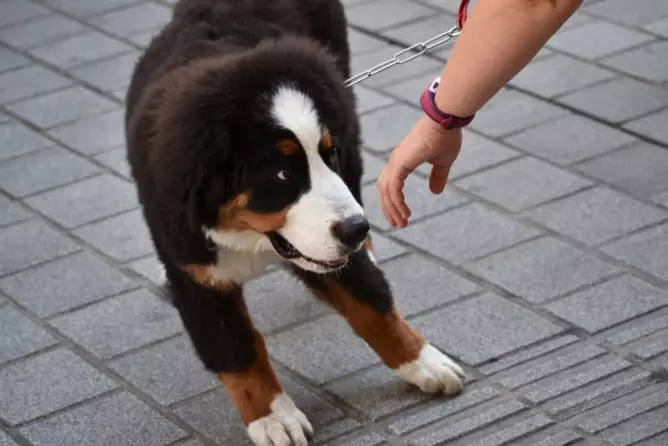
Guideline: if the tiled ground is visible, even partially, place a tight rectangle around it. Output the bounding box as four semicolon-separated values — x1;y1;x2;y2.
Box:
1;0;668;444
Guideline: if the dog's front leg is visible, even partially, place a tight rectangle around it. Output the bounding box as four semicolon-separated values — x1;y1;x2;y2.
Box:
171;267;313;446
294;248;466;395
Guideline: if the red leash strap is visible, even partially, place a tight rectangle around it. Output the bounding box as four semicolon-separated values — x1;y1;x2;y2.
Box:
457;0;471;30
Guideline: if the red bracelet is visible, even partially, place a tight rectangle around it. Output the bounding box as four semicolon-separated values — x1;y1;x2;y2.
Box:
420;77;475;131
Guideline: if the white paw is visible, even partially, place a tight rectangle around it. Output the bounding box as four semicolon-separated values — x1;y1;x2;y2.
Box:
395;344;466;395
247;394;313;446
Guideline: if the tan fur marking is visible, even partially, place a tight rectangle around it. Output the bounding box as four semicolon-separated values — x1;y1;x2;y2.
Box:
323;281;425;369
363;239;374;254
321;129;332;150
218;192;289;233
182;264;235;291
277;138;300;155
218;296;282;425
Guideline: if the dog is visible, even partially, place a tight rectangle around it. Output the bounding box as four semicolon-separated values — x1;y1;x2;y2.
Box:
124;0;465;444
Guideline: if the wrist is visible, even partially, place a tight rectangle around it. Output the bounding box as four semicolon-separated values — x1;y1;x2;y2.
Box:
420;77;475;131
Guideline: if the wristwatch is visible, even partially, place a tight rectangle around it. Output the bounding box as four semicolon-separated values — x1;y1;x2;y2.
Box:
420;77;475;130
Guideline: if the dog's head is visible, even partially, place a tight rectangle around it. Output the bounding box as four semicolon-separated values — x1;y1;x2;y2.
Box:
151;37;367;273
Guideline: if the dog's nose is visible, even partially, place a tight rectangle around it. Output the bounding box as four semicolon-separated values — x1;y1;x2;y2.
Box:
332;215;370;248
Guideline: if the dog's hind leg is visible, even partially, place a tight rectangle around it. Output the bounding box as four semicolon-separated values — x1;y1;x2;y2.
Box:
291;249;466;396
168;267;313;446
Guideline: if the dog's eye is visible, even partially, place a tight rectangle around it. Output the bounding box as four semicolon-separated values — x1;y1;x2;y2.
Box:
277;168;291;181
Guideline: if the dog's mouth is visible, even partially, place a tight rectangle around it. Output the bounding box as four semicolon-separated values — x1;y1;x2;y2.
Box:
267;232;347;270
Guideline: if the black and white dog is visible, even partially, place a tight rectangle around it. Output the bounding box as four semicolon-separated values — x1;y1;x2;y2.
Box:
125;0;465;444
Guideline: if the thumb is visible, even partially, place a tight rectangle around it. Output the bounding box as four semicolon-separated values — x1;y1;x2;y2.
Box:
429;165;451;194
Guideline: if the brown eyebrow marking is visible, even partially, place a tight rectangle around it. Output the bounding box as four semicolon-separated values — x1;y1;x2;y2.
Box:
321;129;332;150
277;138;300;155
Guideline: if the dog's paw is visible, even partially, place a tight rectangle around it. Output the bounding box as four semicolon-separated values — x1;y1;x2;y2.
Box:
395;343;466;396
247;394;313;446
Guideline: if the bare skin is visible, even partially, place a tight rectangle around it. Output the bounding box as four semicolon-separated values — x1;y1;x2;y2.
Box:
377;0;584;228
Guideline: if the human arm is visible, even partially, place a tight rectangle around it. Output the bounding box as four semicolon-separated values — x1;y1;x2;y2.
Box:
376;0;583;228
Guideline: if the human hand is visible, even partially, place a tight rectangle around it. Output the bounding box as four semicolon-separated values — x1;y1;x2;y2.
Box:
376;115;462;228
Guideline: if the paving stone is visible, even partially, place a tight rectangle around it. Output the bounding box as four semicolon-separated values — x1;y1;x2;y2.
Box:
0;47;29;73
479;335;579;375
514;426;583;446
325;365;431;421
504;115;637;165
89;3;172;36
348;29;387;55
0;348;117;425
652;190;668;207
409;399;527;445
9;86;117;129
605;308;668;346
545;275;668;333
382;254;479;316
243;269;330;334
602;41;668;83
367;231;407;262
346;0;433;31
469;236;618;302
518;353;633;404
312;419;362;445
268;314;380;384
0;306;56;364
324;432;385;446
354;86;394;115
50;288;181;359
28;31;133;69
0;220;79;276
468;89;567;138
413;293;564;365
129;29;159;48
362;175;468;230
360;152;386;184
71;52;139;94
547;21;655;59
527;187;668;246
360;102;423;152
386;384;501;436
0;147;100;197
0;431;18;446
576;143;668;197
510;54;617;98
600;406;668;446
601;223;668;281
21;392;187;446
645;16;668;36
624;108;668;145
25;174;137;228
175;373;342;444
0;123;52;162
584;0;668;27
110;336;220;406
0;195;30;227
636;431;668;446
381;75;431;106
49;0;140;17
558;78;668;123
95;147;132;178
0;0;50;29
0;252;135;317
0;15;88;49
492;343;607;390
351;46;442;88
0;64;72;104
73;209;154;261
445;131;520;179
626;329;668;359
456;412;553;446
455;157;592;212
48;109;125;155
127;255;166;286
394;203;541;265
382;14;457;52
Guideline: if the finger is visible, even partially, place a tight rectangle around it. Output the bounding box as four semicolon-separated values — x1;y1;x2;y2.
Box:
377;177;397;227
388;179;410;227
429;165;451;194
383;182;404;227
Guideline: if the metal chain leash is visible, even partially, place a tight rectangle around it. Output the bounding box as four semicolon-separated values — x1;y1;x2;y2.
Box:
344;25;461;88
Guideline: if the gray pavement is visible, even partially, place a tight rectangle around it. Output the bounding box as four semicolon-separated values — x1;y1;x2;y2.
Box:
1;0;668;444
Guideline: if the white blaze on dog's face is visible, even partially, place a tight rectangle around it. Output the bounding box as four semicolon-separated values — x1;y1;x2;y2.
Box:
267;85;367;273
